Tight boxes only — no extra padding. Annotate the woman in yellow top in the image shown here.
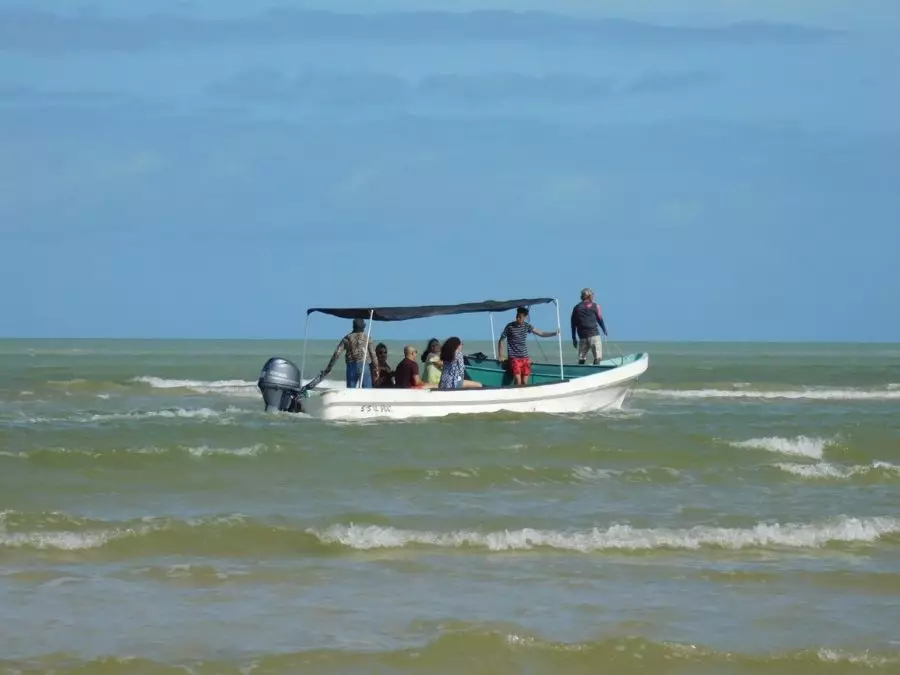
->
[421,338,443,386]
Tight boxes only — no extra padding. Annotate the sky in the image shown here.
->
[1,1,898,342]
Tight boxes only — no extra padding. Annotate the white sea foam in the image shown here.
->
[18,407,249,426]
[729,436,830,459]
[637,387,900,401]
[133,375,345,398]
[4,513,899,553]
[571,466,620,481]
[775,461,900,480]
[570,466,681,482]
[0,512,251,551]
[3,444,270,460]
[0,509,133,551]
[132,376,249,389]
[817,649,900,667]
[309,515,900,552]
[84,407,240,422]
[40,576,84,588]
[133,376,259,398]
[187,444,266,457]
[0,530,123,550]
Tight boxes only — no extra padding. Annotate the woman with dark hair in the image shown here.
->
[439,337,461,365]
[438,337,482,390]
[422,337,443,387]
[422,338,440,363]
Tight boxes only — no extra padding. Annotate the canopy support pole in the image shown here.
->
[300,313,312,382]
[358,309,374,389]
[553,298,564,380]
[490,313,496,358]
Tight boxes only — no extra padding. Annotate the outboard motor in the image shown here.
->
[258,357,304,413]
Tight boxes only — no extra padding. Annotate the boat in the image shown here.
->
[257,297,649,421]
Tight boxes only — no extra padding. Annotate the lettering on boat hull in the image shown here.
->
[360,404,393,414]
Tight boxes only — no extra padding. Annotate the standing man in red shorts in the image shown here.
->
[497,306,560,386]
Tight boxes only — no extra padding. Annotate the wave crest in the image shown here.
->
[638,386,900,401]
[729,435,831,459]
[310,515,900,553]
[4,512,897,557]
[775,461,900,481]
[132,375,345,397]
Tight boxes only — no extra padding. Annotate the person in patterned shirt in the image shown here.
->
[438,337,483,390]
[322,318,380,388]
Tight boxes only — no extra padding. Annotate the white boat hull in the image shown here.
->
[301,353,649,421]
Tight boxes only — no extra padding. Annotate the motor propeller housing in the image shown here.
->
[257,357,304,413]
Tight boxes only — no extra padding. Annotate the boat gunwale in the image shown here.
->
[309,353,648,397]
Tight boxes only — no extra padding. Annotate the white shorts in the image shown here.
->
[578,335,603,362]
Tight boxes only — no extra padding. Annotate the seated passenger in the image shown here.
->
[394,345,426,388]
[373,343,395,388]
[438,337,483,390]
[422,337,443,386]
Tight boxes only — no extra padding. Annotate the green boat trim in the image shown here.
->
[462,352,646,388]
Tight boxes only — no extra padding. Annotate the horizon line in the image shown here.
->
[1,336,898,345]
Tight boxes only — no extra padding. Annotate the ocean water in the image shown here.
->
[1,338,899,674]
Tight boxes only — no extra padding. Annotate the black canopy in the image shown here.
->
[306,297,556,322]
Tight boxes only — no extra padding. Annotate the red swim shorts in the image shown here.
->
[509,357,532,377]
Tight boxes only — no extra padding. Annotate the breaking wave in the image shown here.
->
[0,444,271,464]
[132,376,345,397]
[0,511,283,556]
[3,511,898,557]
[377,464,684,489]
[8,406,252,426]
[310,516,900,552]
[637,386,900,401]
[774,461,900,481]
[729,436,832,459]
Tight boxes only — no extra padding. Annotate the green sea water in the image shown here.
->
[1,338,899,674]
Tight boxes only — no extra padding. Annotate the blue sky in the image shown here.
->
[1,1,898,341]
